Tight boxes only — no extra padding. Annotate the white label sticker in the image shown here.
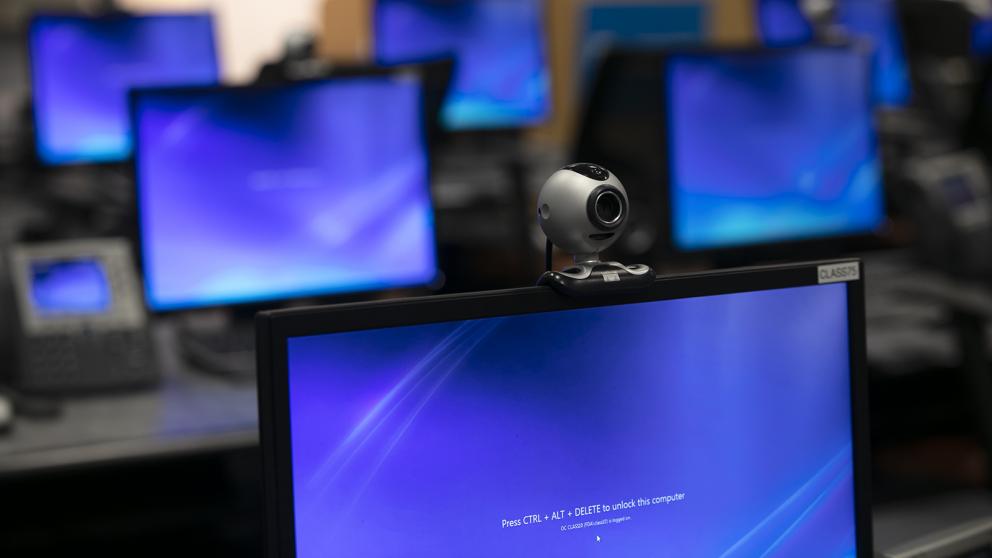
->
[602,272,621,283]
[817,262,860,284]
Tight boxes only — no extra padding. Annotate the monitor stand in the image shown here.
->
[433,130,527,205]
[174,309,255,382]
[432,129,540,278]
[27,164,136,238]
[36,164,132,201]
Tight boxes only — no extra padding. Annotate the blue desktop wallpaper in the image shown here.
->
[757,0,814,46]
[580,3,706,87]
[835,0,912,107]
[375,0,550,130]
[134,77,437,311]
[287,284,858,556]
[975,17,992,56]
[28,14,218,166]
[975,18,992,56]
[667,48,885,251]
[31,259,111,315]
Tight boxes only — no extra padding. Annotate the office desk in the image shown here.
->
[0,322,258,477]
[874,492,992,552]
[864,251,992,375]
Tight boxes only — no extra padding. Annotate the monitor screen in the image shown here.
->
[580,3,706,87]
[30,259,112,315]
[133,76,438,311]
[666,47,885,251]
[28,14,219,166]
[285,282,857,556]
[757,0,814,46]
[374,0,550,130]
[834,0,912,107]
[973,17,992,56]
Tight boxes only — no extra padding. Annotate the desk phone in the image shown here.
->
[6,239,158,394]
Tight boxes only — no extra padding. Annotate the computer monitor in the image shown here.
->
[131,74,438,312]
[666,45,886,252]
[974,17,992,56]
[257,260,873,557]
[834,0,912,107]
[28,13,219,166]
[579,3,706,88]
[756,0,814,46]
[374,0,550,131]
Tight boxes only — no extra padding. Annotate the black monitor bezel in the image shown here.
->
[370,0,553,134]
[256,259,873,557]
[575,42,891,268]
[127,68,444,314]
[25,11,221,169]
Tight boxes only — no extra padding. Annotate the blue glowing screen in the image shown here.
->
[974,17,992,56]
[134,77,438,311]
[28,14,218,166]
[31,259,111,315]
[287,283,857,556]
[835,0,912,107]
[757,0,814,46]
[375,0,550,130]
[667,47,885,251]
[580,4,706,87]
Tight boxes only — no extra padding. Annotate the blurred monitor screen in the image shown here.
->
[666,46,885,251]
[28,13,219,166]
[374,0,550,131]
[756,0,814,46]
[834,0,912,107]
[974,17,992,56]
[30,259,111,315]
[283,280,860,556]
[132,76,438,311]
[580,3,706,86]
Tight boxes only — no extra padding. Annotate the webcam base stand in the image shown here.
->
[538,261,655,297]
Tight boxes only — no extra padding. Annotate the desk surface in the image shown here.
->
[864,252,992,375]
[874,491,992,551]
[0,323,258,476]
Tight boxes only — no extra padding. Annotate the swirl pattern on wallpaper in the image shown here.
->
[667,47,885,251]
[375,0,550,130]
[287,284,858,556]
[29,15,218,165]
[133,78,437,310]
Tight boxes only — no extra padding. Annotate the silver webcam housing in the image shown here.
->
[537,163,629,262]
[536,163,654,297]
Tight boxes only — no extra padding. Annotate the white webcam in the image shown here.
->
[536,163,654,296]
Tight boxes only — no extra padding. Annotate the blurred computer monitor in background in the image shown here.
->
[834,0,912,107]
[131,74,438,312]
[579,2,706,88]
[756,0,814,46]
[373,0,550,131]
[666,45,886,253]
[973,16,992,56]
[28,13,219,166]
[575,44,886,262]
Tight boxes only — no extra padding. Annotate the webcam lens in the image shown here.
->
[594,190,623,226]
